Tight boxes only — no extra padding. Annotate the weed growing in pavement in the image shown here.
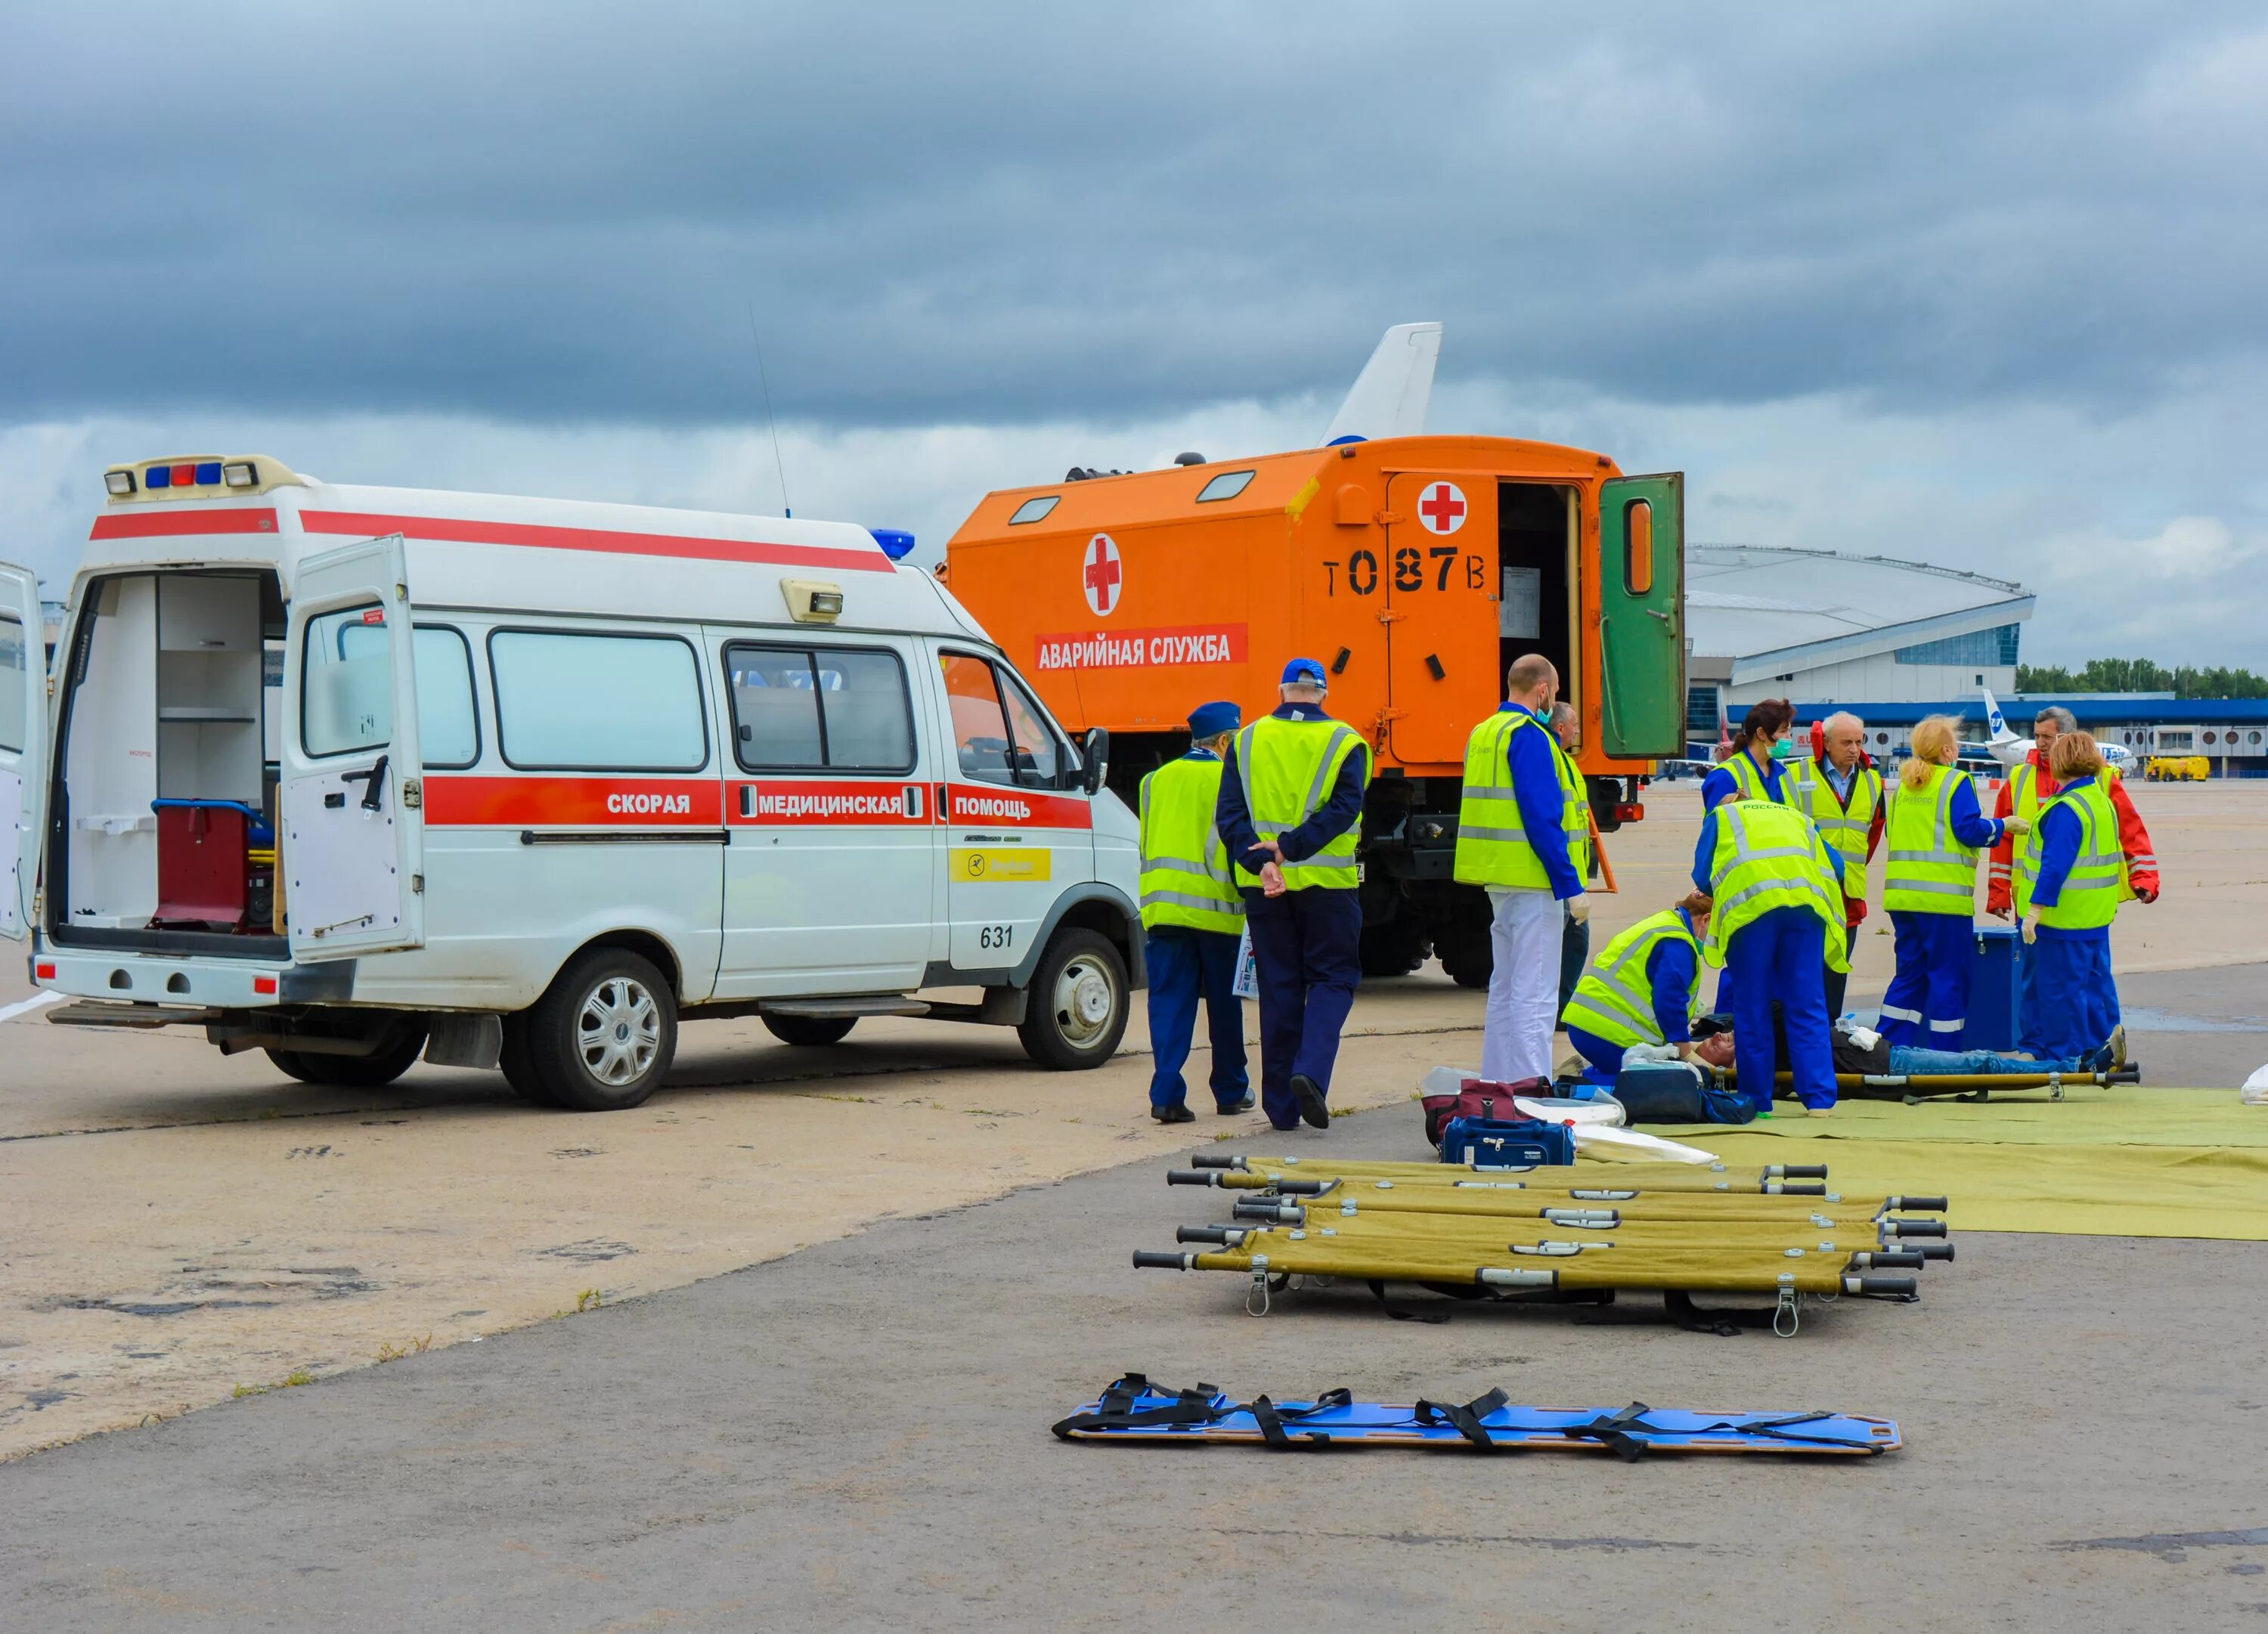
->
[375,1334,434,1363]
[232,1367,317,1399]
[550,1289,606,1318]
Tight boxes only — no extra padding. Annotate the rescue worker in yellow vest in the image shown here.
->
[1453,654,1590,1084]
[2016,730,2126,1063]
[1139,701,1251,1125]
[1878,716,2019,1048]
[1213,658,1371,1131]
[1700,698,1798,1020]
[1805,710,1885,1021]
[1561,891,1713,1085]
[1693,796,1848,1114]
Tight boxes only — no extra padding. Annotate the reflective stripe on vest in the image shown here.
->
[1138,754,1243,934]
[1699,800,1849,972]
[1561,909,1699,1051]
[1232,715,1366,891]
[1723,750,1796,808]
[2022,775,2127,932]
[1805,761,1882,899]
[1882,763,1981,915]
[1452,710,1591,890]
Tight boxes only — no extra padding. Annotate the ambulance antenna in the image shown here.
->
[746,303,794,518]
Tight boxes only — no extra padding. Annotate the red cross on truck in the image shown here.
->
[1418,481,1466,535]
[1083,533,1122,615]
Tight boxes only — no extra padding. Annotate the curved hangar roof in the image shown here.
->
[1687,544,2034,685]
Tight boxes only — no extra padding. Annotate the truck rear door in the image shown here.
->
[1597,473,1687,760]
[281,535,426,962]
[0,561,45,942]
[1383,473,1496,765]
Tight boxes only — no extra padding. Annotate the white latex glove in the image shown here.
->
[2003,817,2031,836]
[1566,893,1591,924]
[2021,918,2037,945]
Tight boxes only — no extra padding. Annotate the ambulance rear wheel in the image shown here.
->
[1359,919,1430,978]
[762,1014,859,1048]
[497,1014,565,1107]
[525,949,679,1112]
[263,1015,429,1089]
[1018,929,1128,1071]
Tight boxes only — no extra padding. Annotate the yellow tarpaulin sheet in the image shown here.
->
[1650,1088,2268,1239]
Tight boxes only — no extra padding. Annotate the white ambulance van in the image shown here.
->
[1,455,1145,1109]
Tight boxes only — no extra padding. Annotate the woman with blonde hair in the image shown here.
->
[1876,714,2022,1048]
[2019,731,2127,1063]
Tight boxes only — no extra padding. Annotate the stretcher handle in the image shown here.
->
[1774,1165,1830,1180]
[1177,1225,1244,1246]
[1914,1242,1955,1261]
[1853,1250,1926,1269]
[1882,1220,1946,1239]
[1188,1154,1241,1170]
[1133,1251,1194,1270]
[1885,1196,1949,1213]
[1842,1275,1919,1297]
[1764,1183,1829,1197]
[1165,1170,1217,1187]
[1267,1180,1330,1196]
[1232,1199,1303,1224]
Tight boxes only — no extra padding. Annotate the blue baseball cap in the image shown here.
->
[1188,700,1241,738]
[1281,657,1328,687]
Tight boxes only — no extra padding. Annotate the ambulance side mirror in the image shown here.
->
[1081,727,1110,796]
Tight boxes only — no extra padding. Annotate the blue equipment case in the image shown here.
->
[1436,1116,1576,1168]
[1967,927,2022,1051]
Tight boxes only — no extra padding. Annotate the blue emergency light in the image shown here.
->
[869,528,916,560]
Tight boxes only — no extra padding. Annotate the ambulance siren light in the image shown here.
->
[869,528,916,560]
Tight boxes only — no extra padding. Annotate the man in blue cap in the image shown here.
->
[1138,701,1253,1123]
[1214,658,1372,1131]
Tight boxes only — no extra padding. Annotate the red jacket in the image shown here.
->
[1986,750,2159,915]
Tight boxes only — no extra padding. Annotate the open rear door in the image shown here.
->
[1597,473,1686,760]
[280,537,425,962]
[0,561,47,942]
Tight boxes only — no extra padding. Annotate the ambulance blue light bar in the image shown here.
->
[869,528,916,560]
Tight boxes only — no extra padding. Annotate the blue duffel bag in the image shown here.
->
[1437,1116,1577,1167]
[1610,1061,1755,1125]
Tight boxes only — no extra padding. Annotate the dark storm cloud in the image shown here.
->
[4,1,2263,426]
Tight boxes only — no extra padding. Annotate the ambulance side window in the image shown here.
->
[1001,674,1064,788]
[0,614,24,753]
[726,642,915,774]
[302,606,393,757]
[413,627,480,769]
[938,652,1016,785]
[489,629,708,771]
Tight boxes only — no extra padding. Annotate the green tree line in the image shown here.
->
[2016,658,2268,700]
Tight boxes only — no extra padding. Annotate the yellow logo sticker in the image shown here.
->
[953,847,1052,882]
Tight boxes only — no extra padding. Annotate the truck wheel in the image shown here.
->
[264,1016,429,1089]
[1017,928,1128,1070]
[523,949,678,1112]
[1436,930,1493,990]
[1359,920,1430,978]
[763,1014,858,1048]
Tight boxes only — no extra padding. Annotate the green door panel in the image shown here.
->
[1597,472,1685,760]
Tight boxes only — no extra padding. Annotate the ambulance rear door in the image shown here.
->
[1597,473,1687,759]
[1382,472,1497,765]
[0,561,46,942]
[933,645,1093,972]
[280,536,426,962]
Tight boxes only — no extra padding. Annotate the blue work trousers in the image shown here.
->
[1566,1023,1625,1086]
[2022,927,2119,1063]
[1879,910,1973,1048]
[1243,886,1362,1130]
[1144,927,1250,1112]
[1726,906,1834,1111]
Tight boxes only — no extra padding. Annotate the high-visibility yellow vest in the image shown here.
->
[1721,748,1796,807]
[1452,710,1591,890]
[1882,763,1982,917]
[1560,909,1699,1050]
[1232,714,1368,891]
[1804,759,1882,900]
[2010,758,2133,916]
[2023,775,2127,932]
[1698,800,1849,971]
[1139,752,1243,935]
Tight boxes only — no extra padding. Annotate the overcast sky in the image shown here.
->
[5,2,2264,664]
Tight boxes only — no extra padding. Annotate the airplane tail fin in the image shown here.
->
[1981,685,2019,744]
[1322,322,1441,445]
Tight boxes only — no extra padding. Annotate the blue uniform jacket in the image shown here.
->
[1699,749,1787,812]
[1693,807,1848,895]
[1648,907,1700,1043]
[1941,773,2005,851]
[1492,703,1585,900]
[1215,702,1369,877]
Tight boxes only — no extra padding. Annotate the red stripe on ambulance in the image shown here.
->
[731,781,931,825]
[425,776,722,827]
[944,784,1093,829]
[90,508,280,539]
[1033,622,1246,672]
[299,510,894,574]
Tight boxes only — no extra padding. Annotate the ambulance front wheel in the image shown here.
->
[524,948,680,1112]
[1018,928,1129,1071]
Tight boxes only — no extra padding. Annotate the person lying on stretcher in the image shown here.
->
[1688,1010,2127,1084]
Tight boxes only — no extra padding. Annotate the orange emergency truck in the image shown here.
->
[943,434,1686,983]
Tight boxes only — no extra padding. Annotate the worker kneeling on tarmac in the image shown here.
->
[1560,890,1713,1085]
[1695,797,1848,1116]
[1139,701,1253,1125]
[1215,658,1371,1131]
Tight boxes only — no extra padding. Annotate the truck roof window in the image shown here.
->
[1009,496,1060,525]
[1194,471,1256,503]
